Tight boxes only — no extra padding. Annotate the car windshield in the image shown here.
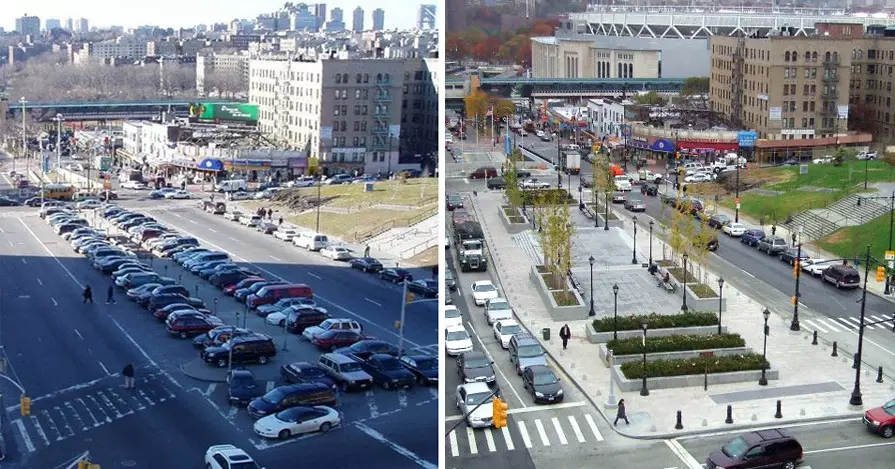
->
[500,324,521,336]
[464,356,490,369]
[340,362,362,372]
[722,436,750,459]
[489,301,510,311]
[474,284,496,293]
[518,344,544,358]
[883,399,895,415]
[261,388,287,404]
[466,391,492,406]
[445,308,460,319]
[533,370,559,386]
[414,358,437,370]
[379,359,403,371]
[447,330,470,341]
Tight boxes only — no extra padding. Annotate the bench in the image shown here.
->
[651,269,677,293]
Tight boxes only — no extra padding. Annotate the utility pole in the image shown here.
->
[790,243,802,331]
[849,245,872,406]
[19,97,27,176]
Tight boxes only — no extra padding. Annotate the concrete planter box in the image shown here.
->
[597,343,754,365]
[499,205,530,235]
[597,213,624,228]
[585,322,727,344]
[684,284,727,313]
[529,265,587,322]
[610,364,779,392]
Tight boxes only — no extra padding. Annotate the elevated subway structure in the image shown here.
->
[570,5,895,39]
[5,99,247,122]
[474,77,686,98]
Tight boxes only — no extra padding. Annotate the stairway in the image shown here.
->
[511,230,543,264]
[783,194,890,242]
[827,194,889,224]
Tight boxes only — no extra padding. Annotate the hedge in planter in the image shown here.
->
[620,353,770,380]
[606,333,745,356]
[689,283,718,298]
[592,311,717,332]
[521,189,575,205]
[667,267,698,284]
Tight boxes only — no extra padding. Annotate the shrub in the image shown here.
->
[606,333,745,356]
[593,311,717,332]
[620,354,769,379]
[667,267,698,284]
[521,189,575,205]
[552,291,580,306]
[689,283,718,298]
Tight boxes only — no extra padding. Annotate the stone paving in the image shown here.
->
[468,187,894,438]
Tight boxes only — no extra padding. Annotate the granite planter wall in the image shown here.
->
[499,205,530,235]
[683,284,728,313]
[529,265,588,322]
[585,322,728,344]
[610,364,779,392]
[597,343,754,365]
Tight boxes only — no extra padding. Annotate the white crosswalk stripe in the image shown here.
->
[551,417,568,445]
[466,427,478,455]
[449,429,459,457]
[517,421,533,448]
[501,425,515,451]
[568,415,586,443]
[484,427,497,452]
[801,319,828,333]
[585,413,604,441]
[534,419,551,446]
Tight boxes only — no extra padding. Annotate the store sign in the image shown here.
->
[769,107,782,121]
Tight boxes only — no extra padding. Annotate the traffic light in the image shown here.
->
[405,292,415,304]
[791,296,798,306]
[876,266,886,282]
[793,261,800,278]
[20,395,31,417]
[492,397,509,429]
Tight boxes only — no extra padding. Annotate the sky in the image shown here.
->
[3,0,439,31]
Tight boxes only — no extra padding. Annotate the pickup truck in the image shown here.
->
[637,170,663,184]
[456,239,487,272]
[614,175,632,191]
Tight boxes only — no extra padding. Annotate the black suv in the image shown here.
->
[706,429,803,469]
[284,307,330,334]
[486,177,507,190]
[201,334,277,368]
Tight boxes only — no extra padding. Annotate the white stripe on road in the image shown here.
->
[568,415,586,443]
[269,255,282,261]
[29,415,50,446]
[465,427,478,455]
[534,419,550,446]
[484,427,497,452]
[802,319,828,334]
[36,278,42,286]
[551,417,568,445]
[51,297,58,306]
[584,414,604,442]
[308,272,322,280]
[208,228,217,233]
[506,400,585,415]
[448,430,459,457]
[365,298,383,307]
[73,329,83,340]
[841,317,859,328]
[13,419,35,453]
[228,236,237,241]
[665,439,705,469]
[353,422,437,469]
[204,384,217,396]
[97,360,110,375]
[21,258,27,264]
[822,318,841,332]
[517,421,533,448]
[501,425,515,451]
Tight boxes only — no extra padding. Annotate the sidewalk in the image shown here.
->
[468,189,893,438]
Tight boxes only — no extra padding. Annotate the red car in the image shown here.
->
[310,330,367,351]
[469,167,497,179]
[863,399,895,438]
[152,303,212,321]
[223,277,265,296]
[165,313,224,339]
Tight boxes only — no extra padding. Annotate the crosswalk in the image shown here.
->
[10,369,177,454]
[447,410,604,457]
[802,315,895,333]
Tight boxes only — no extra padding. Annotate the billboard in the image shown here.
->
[189,103,259,123]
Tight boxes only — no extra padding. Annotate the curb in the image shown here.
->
[179,363,227,383]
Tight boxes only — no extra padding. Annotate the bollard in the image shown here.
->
[853,353,859,369]
[878,366,884,384]
[812,330,818,345]
[775,400,783,419]
[725,405,733,424]
[195,285,199,297]
[832,341,838,357]
[675,410,683,430]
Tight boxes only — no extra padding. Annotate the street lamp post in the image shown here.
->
[18,97,26,175]
[556,165,562,188]
[648,220,654,266]
[315,174,322,233]
[791,243,802,331]
[681,254,690,312]
[578,184,583,207]
[734,162,741,223]
[639,322,649,396]
[612,284,619,341]
[631,215,638,264]
[588,256,596,317]
[54,113,63,183]
[717,277,724,334]
[604,173,610,231]
[849,244,873,406]
[759,308,771,386]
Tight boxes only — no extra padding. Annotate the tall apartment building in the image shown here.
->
[314,3,327,29]
[78,18,89,33]
[418,5,437,30]
[372,9,385,31]
[326,8,345,31]
[15,15,40,36]
[88,37,149,60]
[197,53,250,95]
[400,58,440,166]
[45,19,61,32]
[352,7,364,33]
[249,56,418,175]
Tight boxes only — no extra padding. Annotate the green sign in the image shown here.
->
[189,103,259,123]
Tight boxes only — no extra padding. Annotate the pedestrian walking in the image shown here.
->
[106,285,116,304]
[267,208,273,220]
[364,245,371,257]
[122,363,136,389]
[83,285,93,304]
[614,399,630,425]
[559,324,571,350]
[771,224,777,236]
[791,232,797,247]
[278,216,283,226]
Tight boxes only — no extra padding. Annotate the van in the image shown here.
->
[246,284,314,308]
[822,264,862,289]
[215,179,248,193]
[293,233,329,251]
[509,333,547,375]
[184,252,229,268]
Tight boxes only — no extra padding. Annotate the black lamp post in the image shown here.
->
[639,321,649,396]
[556,165,562,188]
[734,161,741,223]
[681,254,690,312]
[604,173,610,231]
[612,283,619,341]
[578,184,583,206]
[588,256,596,317]
[631,215,638,264]
[791,243,802,331]
[717,277,724,334]
[648,220,654,266]
[850,244,873,406]
[759,307,771,386]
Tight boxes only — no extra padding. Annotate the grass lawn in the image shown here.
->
[818,212,893,261]
[762,161,895,191]
[289,207,435,241]
[283,178,438,208]
[719,191,840,223]
[406,246,438,269]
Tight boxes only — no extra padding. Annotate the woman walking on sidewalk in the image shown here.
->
[614,399,630,426]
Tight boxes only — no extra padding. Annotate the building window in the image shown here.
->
[355,89,361,99]
[334,107,340,116]
[812,51,818,62]
[363,74,369,83]
[336,74,342,84]
[785,51,791,61]
[356,73,362,83]
[342,73,348,83]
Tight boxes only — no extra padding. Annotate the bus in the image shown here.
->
[39,184,75,200]
[93,155,112,172]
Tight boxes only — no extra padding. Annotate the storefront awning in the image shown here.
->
[196,158,224,172]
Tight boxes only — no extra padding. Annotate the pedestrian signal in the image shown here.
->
[492,397,509,428]
[877,266,886,282]
[793,261,800,278]
[791,296,798,306]
[20,395,31,417]
[405,292,415,304]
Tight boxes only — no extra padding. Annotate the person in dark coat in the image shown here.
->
[278,216,283,226]
[559,324,572,350]
[614,399,630,425]
[106,285,116,304]
[122,363,135,389]
[791,232,797,247]
[364,245,371,257]
[83,285,93,304]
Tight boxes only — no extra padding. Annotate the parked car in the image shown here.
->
[486,177,507,190]
[801,259,834,276]
[740,229,766,247]
[280,362,337,390]
[779,248,810,265]
[469,167,498,179]
[722,222,747,237]
[358,354,415,390]
[379,268,413,284]
[349,257,383,273]
[457,351,496,385]
[317,353,374,391]
[320,246,352,261]
[707,214,731,229]
[165,313,224,339]
[493,319,522,349]
[226,369,264,406]
[398,354,438,386]
[252,405,340,440]
[332,340,399,361]
[863,398,895,438]
[407,279,438,298]
[822,264,862,289]
[522,365,564,404]
[624,197,646,212]
[202,334,277,367]
[247,383,337,419]
[706,429,803,469]
[757,235,788,255]
[611,192,626,203]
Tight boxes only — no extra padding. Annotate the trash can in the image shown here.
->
[363,182,375,192]
[542,328,550,341]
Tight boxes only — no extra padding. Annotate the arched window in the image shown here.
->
[785,51,791,61]
[342,73,348,83]
[812,51,818,62]
[356,73,362,83]
[832,51,839,62]
[335,74,342,84]
[804,51,810,62]
[384,73,390,83]
[618,62,623,78]
[825,51,831,62]
[628,63,633,78]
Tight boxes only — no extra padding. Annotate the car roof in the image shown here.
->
[461,382,491,393]
[496,319,519,327]
[743,429,791,444]
[526,364,553,375]
[473,280,494,287]
[446,325,467,333]
[322,352,360,363]
[462,351,487,360]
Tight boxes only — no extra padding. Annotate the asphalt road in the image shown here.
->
[0,196,437,467]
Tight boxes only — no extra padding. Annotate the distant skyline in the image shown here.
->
[3,0,438,32]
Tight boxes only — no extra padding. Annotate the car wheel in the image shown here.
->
[782,461,796,469]
[179,331,188,339]
[216,358,227,368]
[881,425,894,438]
[320,422,332,433]
[279,319,286,327]
[382,381,390,390]
[258,355,269,365]
[278,429,291,440]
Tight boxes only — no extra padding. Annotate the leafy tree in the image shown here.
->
[633,91,666,106]
[681,77,710,96]
[490,98,515,119]
[542,190,575,297]
[464,89,490,129]
[307,156,320,177]
[446,35,470,60]
[591,153,610,213]
[504,156,522,210]
[472,38,503,62]
[461,27,487,47]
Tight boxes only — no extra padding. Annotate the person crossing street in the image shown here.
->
[83,285,93,304]
[106,285,116,304]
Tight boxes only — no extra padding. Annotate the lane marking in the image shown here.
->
[268,255,281,261]
[584,414,604,442]
[204,384,217,396]
[551,417,568,445]
[73,329,84,340]
[189,220,197,224]
[208,228,217,233]
[500,425,515,451]
[507,400,585,415]
[448,430,459,457]
[21,258,27,264]
[365,298,383,307]
[228,236,237,241]
[804,440,895,455]
[742,271,756,279]
[51,297,58,306]
[802,319,828,334]
[110,317,183,388]
[97,360,110,375]
[568,415,586,443]
[308,272,322,280]
[353,421,437,469]
[484,427,497,452]
[75,397,100,427]
[517,421,533,448]
[29,415,51,446]
[13,419,35,453]
[822,318,841,332]
[665,439,704,469]
[466,320,526,408]
[534,419,550,446]
[36,278,42,286]
[17,217,84,288]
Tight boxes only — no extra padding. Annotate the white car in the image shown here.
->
[204,444,261,469]
[266,305,329,327]
[445,325,473,356]
[165,189,191,199]
[76,200,101,210]
[320,246,352,261]
[684,173,712,183]
[240,215,262,226]
[253,405,340,440]
[812,155,834,164]
[493,319,522,349]
[722,222,747,237]
[224,210,243,221]
[455,382,494,428]
[286,176,316,188]
[521,179,550,189]
[470,281,499,306]
[228,191,252,201]
[302,318,363,340]
[444,305,463,329]
[121,180,147,190]
[801,259,834,276]
[856,151,877,160]
[484,298,513,325]
[614,175,632,191]
[274,228,299,241]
